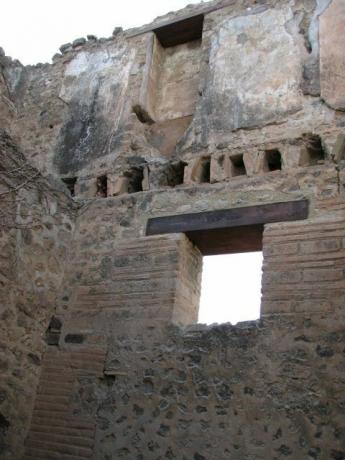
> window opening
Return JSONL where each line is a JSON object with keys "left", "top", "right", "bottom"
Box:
{"left": 198, "top": 252, "right": 263, "bottom": 325}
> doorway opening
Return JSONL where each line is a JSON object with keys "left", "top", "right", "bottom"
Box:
{"left": 198, "top": 252, "right": 263, "bottom": 325}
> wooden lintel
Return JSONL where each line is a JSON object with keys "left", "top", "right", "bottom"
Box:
{"left": 146, "top": 200, "right": 309, "bottom": 237}
{"left": 154, "top": 15, "right": 204, "bottom": 47}
{"left": 127, "top": 0, "right": 235, "bottom": 41}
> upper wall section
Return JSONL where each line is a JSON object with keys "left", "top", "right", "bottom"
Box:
{"left": 55, "top": 45, "right": 135, "bottom": 175}
{"left": 205, "top": 7, "right": 302, "bottom": 132}
{"left": 0, "top": 0, "right": 344, "bottom": 181}
{"left": 320, "top": 0, "right": 345, "bottom": 110}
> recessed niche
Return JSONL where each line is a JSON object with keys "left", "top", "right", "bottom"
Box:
{"left": 140, "top": 16, "right": 204, "bottom": 156}
{"left": 200, "top": 157, "right": 211, "bottom": 183}
{"left": 125, "top": 167, "right": 144, "bottom": 194}
{"left": 265, "top": 149, "right": 282, "bottom": 172}
{"left": 62, "top": 177, "right": 77, "bottom": 197}
{"left": 167, "top": 161, "right": 187, "bottom": 187}
{"left": 230, "top": 154, "right": 246, "bottom": 176}
{"left": 301, "top": 134, "right": 326, "bottom": 165}
{"left": 96, "top": 175, "right": 108, "bottom": 197}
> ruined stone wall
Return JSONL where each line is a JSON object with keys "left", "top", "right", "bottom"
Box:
{"left": 0, "top": 132, "right": 76, "bottom": 459}
{"left": 0, "top": 0, "right": 344, "bottom": 189}
{"left": 0, "top": 0, "right": 345, "bottom": 459}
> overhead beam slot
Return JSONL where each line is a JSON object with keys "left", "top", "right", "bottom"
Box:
{"left": 153, "top": 14, "right": 204, "bottom": 47}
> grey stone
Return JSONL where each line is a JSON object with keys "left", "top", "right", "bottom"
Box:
{"left": 72, "top": 37, "right": 86, "bottom": 48}
{"left": 59, "top": 42, "right": 72, "bottom": 53}
{"left": 112, "top": 27, "right": 123, "bottom": 37}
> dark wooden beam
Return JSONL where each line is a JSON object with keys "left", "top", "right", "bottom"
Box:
{"left": 146, "top": 200, "right": 309, "bottom": 255}
{"left": 153, "top": 15, "right": 204, "bottom": 47}
{"left": 127, "top": 0, "right": 235, "bottom": 41}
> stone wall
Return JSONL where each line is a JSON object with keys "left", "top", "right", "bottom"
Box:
{"left": 1, "top": 0, "right": 345, "bottom": 458}
{"left": 25, "top": 315, "right": 345, "bottom": 460}
{"left": 0, "top": 131, "right": 76, "bottom": 459}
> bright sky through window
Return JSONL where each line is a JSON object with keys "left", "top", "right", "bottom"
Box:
{"left": 198, "top": 252, "right": 263, "bottom": 325}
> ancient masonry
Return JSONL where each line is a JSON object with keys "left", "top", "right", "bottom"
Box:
{"left": 1, "top": 0, "right": 345, "bottom": 458}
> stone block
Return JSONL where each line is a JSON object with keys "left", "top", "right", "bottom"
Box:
{"left": 320, "top": 1, "right": 345, "bottom": 110}
{"left": 107, "top": 176, "right": 129, "bottom": 196}
{"left": 301, "top": 238, "right": 342, "bottom": 254}
{"left": 183, "top": 157, "right": 210, "bottom": 184}
{"left": 75, "top": 178, "right": 97, "bottom": 199}
{"left": 210, "top": 154, "right": 231, "bottom": 183}
{"left": 332, "top": 134, "right": 345, "bottom": 162}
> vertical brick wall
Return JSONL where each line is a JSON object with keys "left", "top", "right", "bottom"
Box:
{"left": 262, "top": 200, "right": 345, "bottom": 316}
{"left": 24, "top": 346, "right": 106, "bottom": 460}
{"left": 67, "top": 233, "right": 202, "bottom": 329}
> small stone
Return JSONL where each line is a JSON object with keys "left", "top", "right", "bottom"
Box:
{"left": 64, "top": 334, "right": 85, "bottom": 344}
{"left": 59, "top": 43, "right": 72, "bottom": 54}
{"left": 87, "top": 34, "right": 97, "bottom": 41}
{"left": 333, "top": 134, "right": 345, "bottom": 162}
{"left": 112, "top": 27, "right": 123, "bottom": 37}
{"left": 72, "top": 37, "right": 86, "bottom": 48}
{"left": 52, "top": 53, "right": 62, "bottom": 63}
{"left": 316, "top": 345, "right": 334, "bottom": 358}
{"left": 0, "top": 47, "right": 5, "bottom": 57}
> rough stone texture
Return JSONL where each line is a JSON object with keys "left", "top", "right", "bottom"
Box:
{"left": 1, "top": 0, "right": 345, "bottom": 458}
{"left": 0, "top": 131, "right": 76, "bottom": 459}
{"left": 206, "top": 7, "right": 303, "bottom": 131}
{"left": 320, "top": 0, "right": 345, "bottom": 111}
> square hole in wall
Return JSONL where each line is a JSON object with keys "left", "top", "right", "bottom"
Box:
{"left": 302, "top": 134, "right": 326, "bottom": 165}
{"left": 230, "top": 154, "right": 246, "bottom": 176}
{"left": 265, "top": 149, "right": 282, "bottom": 172}
{"left": 125, "top": 167, "right": 144, "bottom": 193}
{"left": 198, "top": 252, "right": 263, "bottom": 325}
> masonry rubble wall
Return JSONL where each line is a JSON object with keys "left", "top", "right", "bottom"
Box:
{"left": 0, "top": 0, "right": 345, "bottom": 459}
{"left": 0, "top": 131, "right": 76, "bottom": 459}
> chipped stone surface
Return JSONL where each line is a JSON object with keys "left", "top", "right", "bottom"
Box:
{"left": 1, "top": 0, "right": 345, "bottom": 458}
{"left": 204, "top": 7, "right": 303, "bottom": 132}
{"left": 55, "top": 46, "right": 135, "bottom": 175}
{"left": 320, "top": 0, "right": 345, "bottom": 110}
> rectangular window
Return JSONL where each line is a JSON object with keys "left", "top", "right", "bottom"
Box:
{"left": 198, "top": 252, "right": 263, "bottom": 325}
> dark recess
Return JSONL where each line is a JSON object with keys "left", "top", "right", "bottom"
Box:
{"left": 45, "top": 316, "right": 62, "bottom": 346}
{"left": 230, "top": 154, "right": 246, "bottom": 176}
{"left": 265, "top": 149, "right": 282, "bottom": 171}
{"left": 200, "top": 157, "right": 211, "bottom": 183}
{"left": 62, "top": 177, "right": 77, "bottom": 197}
{"left": 65, "top": 334, "right": 85, "bottom": 344}
{"left": 125, "top": 167, "right": 144, "bottom": 193}
{"left": 97, "top": 175, "right": 108, "bottom": 197}
{"left": 303, "top": 134, "right": 326, "bottom": 165}
{"left": 154, "top": 14, "right": 204, "bottom": 47}
{"left": 167, "top": 161, "right": 187, "bottom": 187}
